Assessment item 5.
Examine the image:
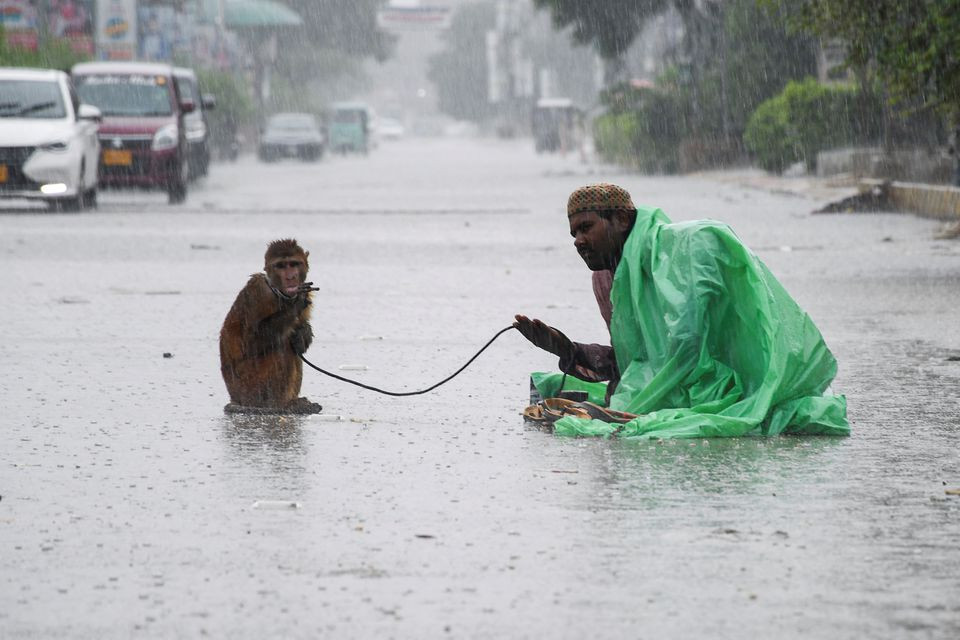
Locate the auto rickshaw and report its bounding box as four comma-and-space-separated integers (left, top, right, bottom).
327, 102, 373, 154
532, 97, 583, 154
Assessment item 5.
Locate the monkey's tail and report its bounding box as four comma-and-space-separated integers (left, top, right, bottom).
299, 325, 517, 397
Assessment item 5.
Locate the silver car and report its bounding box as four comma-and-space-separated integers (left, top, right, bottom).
0, 67, 102, 210
258, 112, 325, 162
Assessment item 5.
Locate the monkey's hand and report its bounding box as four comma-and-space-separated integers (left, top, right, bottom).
290, 322, 314, 355
297, 281, 319, 295
296, 281, 319, 309
279, 282, 319, 310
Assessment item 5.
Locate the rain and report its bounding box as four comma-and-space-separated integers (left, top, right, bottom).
1, 0, 959, 637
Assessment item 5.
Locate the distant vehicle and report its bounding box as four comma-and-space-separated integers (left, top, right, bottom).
327, 102, 373, 154
0, 67, 102, 211
258, 112, 325, 162
532, 97, 583, 154
173, 67, 215, 180
376, 116, 405, 141
72, 61, 195, 204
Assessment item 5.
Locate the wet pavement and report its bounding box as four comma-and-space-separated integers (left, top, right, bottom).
2, 137, 959, 638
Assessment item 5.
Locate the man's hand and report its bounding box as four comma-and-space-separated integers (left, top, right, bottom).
514, 314, 575, 360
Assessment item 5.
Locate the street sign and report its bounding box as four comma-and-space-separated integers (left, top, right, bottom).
376, 4, 451, 31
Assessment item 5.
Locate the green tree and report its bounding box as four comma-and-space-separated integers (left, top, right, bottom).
285, 0, 395, 63
671, 0, 817, 143
532, 0, 668, 86
257, 0, 395, 108
773, 0, 960, 120
426, 2, 496, 122
195, 68, 255, 149
723, 1, 818, 136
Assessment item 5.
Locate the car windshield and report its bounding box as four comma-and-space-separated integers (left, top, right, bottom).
0, 80, 67, 119
268, 115, 316, 132
75, 74, 173, 117
332, 110, 364, 125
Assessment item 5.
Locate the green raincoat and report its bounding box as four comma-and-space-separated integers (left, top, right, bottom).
533, 205, 848, 439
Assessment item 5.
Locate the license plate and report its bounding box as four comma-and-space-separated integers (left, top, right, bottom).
103, 149, 132, 166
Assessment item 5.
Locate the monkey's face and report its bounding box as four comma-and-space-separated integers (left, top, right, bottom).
269, 257, 307, 296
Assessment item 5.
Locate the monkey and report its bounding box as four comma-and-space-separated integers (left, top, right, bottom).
219, 238, 321, 413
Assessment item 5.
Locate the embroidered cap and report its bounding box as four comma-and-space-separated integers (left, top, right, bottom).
567, 183, 635, 217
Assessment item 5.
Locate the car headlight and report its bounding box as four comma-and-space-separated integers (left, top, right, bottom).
40, 140, 70, 153
152, 124, 179, 151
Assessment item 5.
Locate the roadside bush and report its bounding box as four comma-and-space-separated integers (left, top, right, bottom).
594, 111, 640, 167
594, 85, 687, 173
743, 94, 798, 174
745, 77, 880, 174
0, 26, 90, 70
785, 78, 858, 171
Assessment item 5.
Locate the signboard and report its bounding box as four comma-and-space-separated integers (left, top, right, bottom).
0, 1, 39, 50
50, 0, 95, 55
96, 0, 136, 60
376, 4, 451, 31
0, 0, 95, 53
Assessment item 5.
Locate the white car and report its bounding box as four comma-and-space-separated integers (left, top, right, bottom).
0, 67, 102, 210
376, 116, 406, 141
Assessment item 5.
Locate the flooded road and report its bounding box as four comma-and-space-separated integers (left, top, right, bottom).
2, 137, 959, 638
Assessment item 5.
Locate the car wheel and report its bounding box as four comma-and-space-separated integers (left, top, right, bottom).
83, 186, 98, 209
187, 151, 198, 181
167, 153, 188, 204
52, 194, 83, 212
52, 164, 86, 212
199, 147, 210, 176
168, 179, 187, 204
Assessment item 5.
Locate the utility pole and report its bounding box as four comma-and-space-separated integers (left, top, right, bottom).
36, 0, 50, 50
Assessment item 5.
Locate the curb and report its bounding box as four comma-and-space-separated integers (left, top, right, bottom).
861, 179, 960, 220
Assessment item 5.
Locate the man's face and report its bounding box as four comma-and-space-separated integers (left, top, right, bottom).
569, 210, 629, 271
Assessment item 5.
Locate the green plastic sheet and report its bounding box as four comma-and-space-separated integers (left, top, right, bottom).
532, 206, 849, 439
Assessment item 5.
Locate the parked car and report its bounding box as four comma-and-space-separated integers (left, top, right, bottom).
376, 116, 406, 141
0, 67, 102, 211
258, 112, 324, 162
173, 67, 215, 180
72, 61, 195, 204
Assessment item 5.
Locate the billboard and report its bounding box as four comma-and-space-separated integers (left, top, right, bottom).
50, 0, 95, 55
96, 0, 136, 60
0, 1, 39, 50
138, 4, 191, 62
0, 0, 94, 54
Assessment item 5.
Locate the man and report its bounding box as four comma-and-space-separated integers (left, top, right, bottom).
515, 183, 848, 438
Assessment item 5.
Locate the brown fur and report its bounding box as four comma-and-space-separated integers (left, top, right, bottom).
264, 238, 309, 271
219, 240, 314, 408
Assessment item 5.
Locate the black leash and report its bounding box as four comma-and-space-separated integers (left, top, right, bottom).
300, 325, 517, 397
